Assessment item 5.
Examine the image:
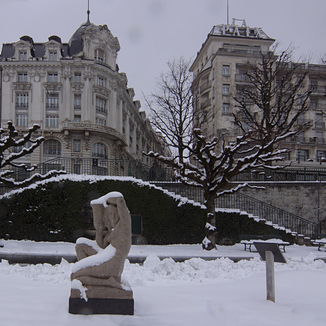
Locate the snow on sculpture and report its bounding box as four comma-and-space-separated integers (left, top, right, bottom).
69, 192, 134, 315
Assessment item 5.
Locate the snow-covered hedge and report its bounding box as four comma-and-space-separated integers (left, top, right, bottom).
0, 175, 206, 243
0, 175, 294, 244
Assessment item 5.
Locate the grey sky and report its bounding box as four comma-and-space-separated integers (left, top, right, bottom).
0, 0, 325, 109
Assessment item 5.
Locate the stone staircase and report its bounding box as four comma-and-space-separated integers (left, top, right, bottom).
152, 182, 319, 237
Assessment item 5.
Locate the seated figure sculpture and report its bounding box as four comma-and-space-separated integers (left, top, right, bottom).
70, 191, 133, 304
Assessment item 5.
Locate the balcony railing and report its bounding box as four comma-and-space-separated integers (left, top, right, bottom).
235, 74, 250, 82
96, 107, 108, 115
46, 103, 59, 109
16, 103, 29, 108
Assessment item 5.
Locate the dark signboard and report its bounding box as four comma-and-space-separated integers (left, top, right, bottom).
254, 242, 287, 264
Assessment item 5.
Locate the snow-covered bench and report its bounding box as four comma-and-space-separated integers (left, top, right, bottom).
240, 235, 290, 253
313, 238, 326, 251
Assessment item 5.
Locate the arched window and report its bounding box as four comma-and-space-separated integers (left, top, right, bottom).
43, 139, 61, 156
94, 49, 105, 64
92, 142, 107, 159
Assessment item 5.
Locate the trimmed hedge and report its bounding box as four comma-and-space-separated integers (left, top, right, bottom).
0, 176, 294, 244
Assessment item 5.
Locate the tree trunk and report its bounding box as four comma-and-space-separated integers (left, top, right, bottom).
202, 193, 217, 250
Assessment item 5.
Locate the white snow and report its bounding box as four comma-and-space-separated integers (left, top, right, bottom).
1, 240, 326, 325
71, 240, 116, 273
90, 191, 123, 207
71, 279, 88, 302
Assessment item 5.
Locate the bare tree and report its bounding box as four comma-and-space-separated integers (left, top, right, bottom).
145, 48, 313, 250
0, 121, 65, 187
145, 57, 198, 164
233, 47, 312, 153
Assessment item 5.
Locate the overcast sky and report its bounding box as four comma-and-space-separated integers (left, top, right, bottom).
0, 0, 325, 111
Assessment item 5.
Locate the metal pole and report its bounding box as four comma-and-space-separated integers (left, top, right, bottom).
266, 250, 275, 302
318, 179, 321, 233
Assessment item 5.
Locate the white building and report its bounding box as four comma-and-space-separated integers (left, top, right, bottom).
190, 19, 326, 168
0, 15, 171, 180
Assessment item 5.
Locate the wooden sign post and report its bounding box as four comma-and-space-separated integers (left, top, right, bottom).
254, 242, 287, 303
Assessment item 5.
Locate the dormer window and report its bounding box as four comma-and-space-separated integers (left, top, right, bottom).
94, 49, 105, 64
19, 51, 27, 61
49, 51, 58, 61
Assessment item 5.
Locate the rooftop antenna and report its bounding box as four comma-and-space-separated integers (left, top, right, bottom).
87, 0, 90, 23
227, 0, 229, 25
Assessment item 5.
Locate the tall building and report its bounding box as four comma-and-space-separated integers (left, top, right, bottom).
0, 14, 171, 179
190, 19, 326, 167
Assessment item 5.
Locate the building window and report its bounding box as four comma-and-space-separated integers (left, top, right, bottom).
43, 139, 61, 155
297, 132, 305, 143
280, 152, 291, 161
18, 73, 28, 82
317, 150, 326, 162
316, 131, 324, 144
74, 115, 81, 122
315, 113, 324, 129
16, 114, 28, 127
49, 51, 57, 61
73, 139, 81, 152
92, 143, 107, 159
94, 49, 105, 63
74, 73, 82, 83
96, 117, 106, 125
46, 93, 59, 109
96, 97, 107, 114
12, 141, 31, 154
46, 115, 59, 128
74, 94, 81, 110
97, 76, 106, 87
222, 103, 230, 115
222, 84, 230, 96
222, 65, 230, 77
48, 73, 58, 83
297, 149, 309, 162
16, 93, 29, 108
311, 98, 318, 110
19, 51, 27, 61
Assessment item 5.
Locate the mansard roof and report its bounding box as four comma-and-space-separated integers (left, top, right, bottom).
0, 20, 91, 60
68, 20, 92, 56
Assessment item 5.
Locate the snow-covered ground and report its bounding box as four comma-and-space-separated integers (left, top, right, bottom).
1, 240, 326, 326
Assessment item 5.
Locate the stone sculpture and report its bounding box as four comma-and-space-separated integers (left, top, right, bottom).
69, 191, 134, 315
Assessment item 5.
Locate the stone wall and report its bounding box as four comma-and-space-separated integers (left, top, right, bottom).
240, 182, 326, 231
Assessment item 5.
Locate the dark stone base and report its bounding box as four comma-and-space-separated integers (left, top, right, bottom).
69, 297, 134, 315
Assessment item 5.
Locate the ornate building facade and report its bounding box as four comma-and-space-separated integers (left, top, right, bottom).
0, 16, 171, 179
190, 19, 326, 168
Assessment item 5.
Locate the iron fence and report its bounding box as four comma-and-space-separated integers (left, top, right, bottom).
231, 167, 326, 182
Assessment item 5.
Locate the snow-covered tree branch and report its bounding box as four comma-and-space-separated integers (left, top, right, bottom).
0, 121, 66, 187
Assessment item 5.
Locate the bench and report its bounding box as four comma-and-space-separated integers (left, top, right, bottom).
239, 235, 290, 253
313, 238, 326, 251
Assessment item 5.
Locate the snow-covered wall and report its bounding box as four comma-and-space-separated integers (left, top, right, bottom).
240, 181, 326, 230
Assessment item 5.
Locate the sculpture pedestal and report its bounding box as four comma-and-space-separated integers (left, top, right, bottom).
69, 285, 134, 315
69, 297, 134, 315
